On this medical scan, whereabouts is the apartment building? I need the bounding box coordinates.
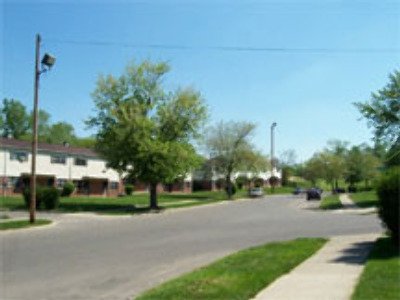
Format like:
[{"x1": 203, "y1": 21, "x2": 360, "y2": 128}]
[{"x1": 0, "y1": 138, "x2": 122, "y2": 196}]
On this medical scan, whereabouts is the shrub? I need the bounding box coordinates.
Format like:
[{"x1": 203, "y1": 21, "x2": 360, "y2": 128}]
[
  {"x1": 269, "y1": 176, "x2": 280, "y2": 187},
  {"x1": 125, "y1": 184, "x2": 134, "y2": 195},
  {"x1": 42, "y1": 187, "x2": 60, "y2": 209},
  {"x1": 235, "y1": 176, "x2": 249, "y2": 190},
  {"x1": 61, "y1": 181, "x2": 75, "y2": 197},
  {"x1": 253, "y1": 177, "x2": 264, "y2": 188},
  {"x1": 23, "y1": 186, "x2": 60, "y2": 210},
  {"x1": 376, "y1": 167, "x2": 400, "y2": 244}
]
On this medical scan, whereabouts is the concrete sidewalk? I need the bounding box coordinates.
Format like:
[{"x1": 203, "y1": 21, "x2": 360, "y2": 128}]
[
  {"x1": 337, "y1": 194, "x2": 378, "y2": 214},
  {"x1": 253, "y1": 233, "x2": 380, "y2": 300}
]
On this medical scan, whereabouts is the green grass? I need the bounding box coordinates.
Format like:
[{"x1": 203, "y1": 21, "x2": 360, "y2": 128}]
[
  {"x1": 0, "y1": 190, "x2": 250, "y2": 215},
  {"x1": 350, "y1": 191, "x2": 378, "y2": 208},
  {"x1": 136, "y1": 238, "x2": 327, "y2": 300},
  {"x1": 0, "y1": 219, "x2": 52, "y2": 230},
  {"x1": 263, "y1": 186, "x2": 294, "y2": 195},
  {"x1": 352, "y1": 237, "x2": 400, "y2": 300},
  {"x1": 320, "y1": 194, "x2": 343, "y2": 210}
]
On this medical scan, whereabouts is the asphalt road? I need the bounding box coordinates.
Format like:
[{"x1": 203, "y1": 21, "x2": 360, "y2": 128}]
[{"x1": 1, "y1": 195, "x2": 382, "y2": 300}]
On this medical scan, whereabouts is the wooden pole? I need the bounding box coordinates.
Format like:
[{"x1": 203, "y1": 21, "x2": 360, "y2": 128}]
[{"x1": 30, "y1": 34, "x2": 40, "y2": 223}]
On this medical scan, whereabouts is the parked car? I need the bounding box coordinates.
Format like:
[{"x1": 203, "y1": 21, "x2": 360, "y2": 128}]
[
  {"x1": 249, "y1": 187, "x2": 264, "y2": 197},
  {"x1": 293, "y1": 187, "x2": 304, "y2": 195},
  {"x1": 306, "y1": 188, "x2": 322, "y2": 200}
]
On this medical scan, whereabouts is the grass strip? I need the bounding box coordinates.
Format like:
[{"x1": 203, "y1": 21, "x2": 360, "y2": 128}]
[
  {"x1": 136, "y1": 238, "x2": 327, "y2": 300},
  {"x1": 0, "y1": 219, "x2": 52, "y2": 231},
  {"x1": 0, "y1": 190, "x2": 250, "y2": 215},
  {"x1": 349, "y1": 191, "x2": 378, "y2": 208},
  {"x1": 320, "y1": 194, "x2": 343, "y2": 210},
  {"x1": 352, "y1": 237, "x2": 400, "y2": 300}
]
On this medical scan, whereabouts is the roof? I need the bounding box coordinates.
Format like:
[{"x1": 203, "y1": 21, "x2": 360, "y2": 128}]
[{"x1": 0, "y1": 137, "x2": 99, "y2": 158}]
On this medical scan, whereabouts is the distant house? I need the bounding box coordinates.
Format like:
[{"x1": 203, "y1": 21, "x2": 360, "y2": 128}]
[
  {"x1": 0, "y1": 137, "x2": 193, "y2": 196},
  {"x1": 0, "y1": 137, "x2": 122, "y2": 197}
]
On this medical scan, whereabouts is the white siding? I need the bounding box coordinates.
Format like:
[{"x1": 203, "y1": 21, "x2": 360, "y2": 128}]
[{"x1": 0, "y1": 148, "x2": 120, "y2": 181}]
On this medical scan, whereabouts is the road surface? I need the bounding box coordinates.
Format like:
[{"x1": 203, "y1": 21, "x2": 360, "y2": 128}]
[{"x1": 1, "y1": 195, "x2": 382, "y2": 299}]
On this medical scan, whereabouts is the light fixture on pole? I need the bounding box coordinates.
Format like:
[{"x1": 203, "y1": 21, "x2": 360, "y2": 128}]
[
  {"x1": 30, "y1": 34, "x2": 56, "y2": 223},
  {"x1": 270, "y1": 122, "x2": 277, "y2": 175}
]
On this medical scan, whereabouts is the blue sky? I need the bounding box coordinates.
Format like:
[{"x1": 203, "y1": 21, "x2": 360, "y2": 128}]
[{"x1": 2, "y1": 0, "x2": 399, "y2": 161}]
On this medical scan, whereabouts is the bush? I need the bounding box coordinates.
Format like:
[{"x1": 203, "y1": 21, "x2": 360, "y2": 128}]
[
  {"x1": 253, "y1": 177, "x2": 264, "y2": 188},
  {"x1": 42, "y1": 187, "x2": 60, "y2": 209},
  {"x1": 269, "y1": 176, "x2": 280, "y2": 187},
  {"x1": 61, "y1": 181, "x2": 75, "y2": 197},
  {"x1": 24, "y1": 186, "x2": 60, "y2": 210},
  {"x1": 125, "y1": 184, "x2": 134, "y2": 195},
  {"x1": 376, "y1": 167, "x2": 400, "y2": 244},
  {"x1": 235, "y1": 176, "x2": 249, "y2": 190}
]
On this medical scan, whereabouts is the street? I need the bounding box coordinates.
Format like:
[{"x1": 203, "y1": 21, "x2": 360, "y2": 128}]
[{"x1": 1, "y1": 195, "x2": 382, "y2": 300}]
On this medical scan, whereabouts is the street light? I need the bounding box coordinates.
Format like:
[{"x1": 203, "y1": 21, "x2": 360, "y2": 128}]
[
  {"x1": 270, "y1": 122, "x2": 277, "y2": 175},
  {"x1": 30, "y1": 34, "x2": 56, "y2": 223}
]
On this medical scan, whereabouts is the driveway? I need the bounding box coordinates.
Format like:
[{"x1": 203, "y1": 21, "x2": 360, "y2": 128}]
[{"x1": 0, "y1": 195, "x2": 382, "y2": 299}]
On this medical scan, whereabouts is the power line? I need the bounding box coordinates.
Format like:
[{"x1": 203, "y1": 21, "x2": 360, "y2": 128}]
[{"x1": 45, "y1": 38, "x2": 400, "y2": 54}]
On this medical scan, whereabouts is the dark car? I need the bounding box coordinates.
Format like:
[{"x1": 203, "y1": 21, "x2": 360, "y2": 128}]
[{"x1": 306, "y1": 188, "x2": 322, "y2": 200}]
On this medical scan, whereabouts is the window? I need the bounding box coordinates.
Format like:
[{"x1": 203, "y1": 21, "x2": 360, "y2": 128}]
[
  {"x1": 74, "y1": 158, "x2": 87, "y2": 166},
  {"x1": 10, "y1": 151, "x2": 28, "y2": 162},
  {"x1": 110, "y1": 182, "x2": 119, "y2": 190},
  {"x1": 51, "y1": 155, "x2": 66, "y2": 164}
]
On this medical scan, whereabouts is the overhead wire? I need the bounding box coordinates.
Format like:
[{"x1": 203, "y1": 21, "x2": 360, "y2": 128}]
[{"x1": 45, "y1": 38, "x2": 400, "y2": 54}]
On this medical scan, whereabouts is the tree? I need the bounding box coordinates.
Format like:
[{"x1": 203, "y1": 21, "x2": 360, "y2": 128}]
[
  {"x1": 344, "y1": 146, "x2": 364, "y2": 186},
  {"x1": 303, "y1": 154, "x2": 324, "y2": 186},
  {"x1": 355, "y1": 70, "x2": 400, "y2": 167},
  {"x1": 325, "y1": 140, "x2": 348, "y2": 189},
  {"x1": 88, "y1": 60, "x2": 207, "y2": 209},
  {"x1": 278, "y1": 149, "x2": 297, "y2": 186},
  {"x1": 205, "y1": 121, "x2": 258, "y2": 199},
  {"x1": 0, "y1": 98, "x2": 29, "y2": 138},
  {"x1": 355, "y1": 70, "x2": 400, "y2": 147},
  {"x1": 73, "y1": 137, "x2": 96, "y2": 148},
  {"x1": 45, "y1": 122, "x2": 76, "y2": 145},
  {"x1": 31, "y1": 109, "x2": 51, "y2": 140}
]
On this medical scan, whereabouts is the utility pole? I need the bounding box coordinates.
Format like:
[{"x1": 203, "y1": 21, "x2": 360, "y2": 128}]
[
  {"x1": 29, "y1": 34, "x2": 56, "y2": 223},
  {"x1": 30, "y1": 34, "x2": 41, "y2": 223},
  {"x1": 270, "y1": 122, "x2": 277, "y2": 176}
]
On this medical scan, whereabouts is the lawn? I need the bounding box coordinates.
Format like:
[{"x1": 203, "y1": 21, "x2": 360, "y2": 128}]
[
  {"x1": 320, "y1": 194, "x2": 343, "y2": 210},
  {"x1": 349, "y1": 191, "x2": 378, "y2": 208},
  {"x1": 0, "y1": 219, "x2": 52, "y2": 230},
  {"x1": 352, "y1": 237, "x2": 400, "y2": 300},
  {"x1": 0, "y1": 190, "x2": 249, "y2": 214},
  {"x1": 264, "y1": 186, "x2": 294, "y2": 195},
  {"x1": 136, "y1": 238, "x2": 327, "y2": 300}
]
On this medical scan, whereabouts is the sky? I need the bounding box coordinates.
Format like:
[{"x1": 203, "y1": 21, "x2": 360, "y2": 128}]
[{"x1": 2, "y1": 0, "x2": 399, "y2": 162}]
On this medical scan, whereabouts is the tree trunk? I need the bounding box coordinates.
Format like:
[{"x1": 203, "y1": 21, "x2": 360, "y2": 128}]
[
  {"x1": 226, "y1": 174, "x2": 233, "y2": 200},
  {"x1": 149, "y1": 183, "x2": 159, "y2": 210}
]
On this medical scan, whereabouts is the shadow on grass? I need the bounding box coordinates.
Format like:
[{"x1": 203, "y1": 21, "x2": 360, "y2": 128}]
[
  {"x1": 352, "y1": 199, "x2": 378, "y2": 208},
  {"x1": 57, "y1": 203, "x2": 171, "y2": 215},
  {"x1": 367, "y1": 237, "x2": 400, "y2": 260}
]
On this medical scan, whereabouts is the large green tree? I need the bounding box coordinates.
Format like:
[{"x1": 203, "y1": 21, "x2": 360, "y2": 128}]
[
  {"x1": 355, "y1": 70, "x2": 400, "y2": 166},
  {"x1": 88, "y1": 60, "x2": 207, "y2": 209},
  {"x1": 46, "y1": 122, "x2": 77, "y2": 145},
  {"x1": 205, "y1": 121, "x2": 261, "y2": 199},
  {"x1": 0, "y1": 98, "x2": 29, "y2": 138}
]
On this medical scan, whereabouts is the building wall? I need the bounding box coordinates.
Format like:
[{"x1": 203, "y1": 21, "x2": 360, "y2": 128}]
[
  {"x1": 0, "y1": 149, "x2": 120, "y2": 181},
  {"x1": 0, "y1": 148, "x2": 121, "y2": 196}
]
